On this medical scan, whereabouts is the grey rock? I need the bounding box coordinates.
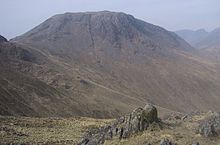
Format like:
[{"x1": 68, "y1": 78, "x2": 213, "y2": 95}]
[
  {"x1": 198, "y1": 112, "x2": 220, "y2": 137},
  {"x1": 78, "y1": 127, "x2": 106, "y2": 145},
  {"x1": 143, "y1": 103, "x2": 158, "y2": 123},
  {"x1": 159, "y1": 139, "x2": 177, "y2": 145},
  {"x1": 117, "y1": 103, "x2": 158, "y2": 139}
]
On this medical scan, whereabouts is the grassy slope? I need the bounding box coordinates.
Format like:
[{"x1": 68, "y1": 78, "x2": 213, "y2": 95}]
[{"x1": 0, "y1": 116, "x2": 111, "y2": 144}]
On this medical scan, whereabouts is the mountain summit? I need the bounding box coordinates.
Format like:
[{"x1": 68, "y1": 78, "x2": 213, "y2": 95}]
[{"x1": 13, "y1": 11, "x2": 192, "y2": 58}]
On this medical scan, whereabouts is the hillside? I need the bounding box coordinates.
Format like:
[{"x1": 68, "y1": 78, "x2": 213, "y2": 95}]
[
  {"x1": 0, "y1": 38, "x2": 69, "y2": 116},
  {"x1": 1, "y1": 11, "x2": 220, "y2": 118},
  {"x1": 0, "y1": 39, "x2": 138, "y2": 118}
]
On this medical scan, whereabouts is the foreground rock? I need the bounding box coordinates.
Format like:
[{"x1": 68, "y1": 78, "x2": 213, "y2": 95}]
[
  {"x1": 116, "y1": 103, "x2": 158, "y2": 139},
  {"x1": 78, "y1": 104, "x2": 159, "y2": 145},
  {"x1": 198, "y1": 112, "x2": 220, "y2": 137}
]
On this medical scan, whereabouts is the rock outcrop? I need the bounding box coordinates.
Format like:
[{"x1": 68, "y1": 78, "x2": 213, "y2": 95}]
[
  {"x1": 198, "y1": 112, "x2": 220, "y2": 137},
  {"x1": 115, "y1": 103, "x2": 158, "y2": 139},
  {"x1": 78, "y1": 104, "x2": 159, "y2": 145}
]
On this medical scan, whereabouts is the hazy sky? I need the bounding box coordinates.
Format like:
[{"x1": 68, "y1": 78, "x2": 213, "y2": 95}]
[{"x1": 1, "y1": 0, "x2": 220, "y2": 39}]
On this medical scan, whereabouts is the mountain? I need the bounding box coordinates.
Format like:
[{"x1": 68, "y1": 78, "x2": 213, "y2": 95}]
[
  {"x1": 175, "y1": 29, "x2": 208, "y2": 48},
  {"x1": 2, "y1": 11, "x2": 220, "y2": 118},
  {"x1": 13, "y1": 11, "x2": 193, "y2": 57},
  {"x1": 196, "y1": 28, "x2": 220, "y2": 49},
  {"x1": 176, "y1": 28, "x2": 220, "y2": 49},
  {"x1": 176, "y1": 28, "x2": 220, "y2": 62}
]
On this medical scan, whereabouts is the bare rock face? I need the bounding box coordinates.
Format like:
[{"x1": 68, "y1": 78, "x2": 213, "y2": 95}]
[
  {"x1": 78, "y1": 104, "x2": 159, "y2": 145},
  {"x1": 0, "y1": 35, "x2": 7, "y2": 43},
  {"x1": 198, "y1": 112, "x2": 220, "y2": 137}
]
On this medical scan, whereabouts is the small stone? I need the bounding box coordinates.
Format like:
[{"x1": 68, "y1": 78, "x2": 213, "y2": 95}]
[{"x1": 159, "y1": 139, "x2": 177, "y2": 145}]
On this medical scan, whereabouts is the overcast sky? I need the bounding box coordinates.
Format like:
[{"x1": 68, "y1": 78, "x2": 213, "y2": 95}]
[{"x1": 1, "y1": 0, "x2": 220, "y2": 39}]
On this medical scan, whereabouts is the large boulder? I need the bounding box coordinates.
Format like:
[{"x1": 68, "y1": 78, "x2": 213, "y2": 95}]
[
  {"x1": 198, "y1": 112, "x2": 220, "y2": 137},
  {"x1": 117, "y1": 103, "x2": 158, "y2": 138}
]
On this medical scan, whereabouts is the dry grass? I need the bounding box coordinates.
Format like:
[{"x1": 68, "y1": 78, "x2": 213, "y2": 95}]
[
  {"x1": 0, "y1": 116, "x2": 112, "y2": 144},
  {"x1": 1, "y1": 113, "x2": 220, "y2": 145}
]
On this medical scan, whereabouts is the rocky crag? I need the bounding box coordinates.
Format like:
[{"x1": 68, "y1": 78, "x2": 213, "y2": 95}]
[{"x1": 78, "y1": 104, "x2": 159, "y2": 145}]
